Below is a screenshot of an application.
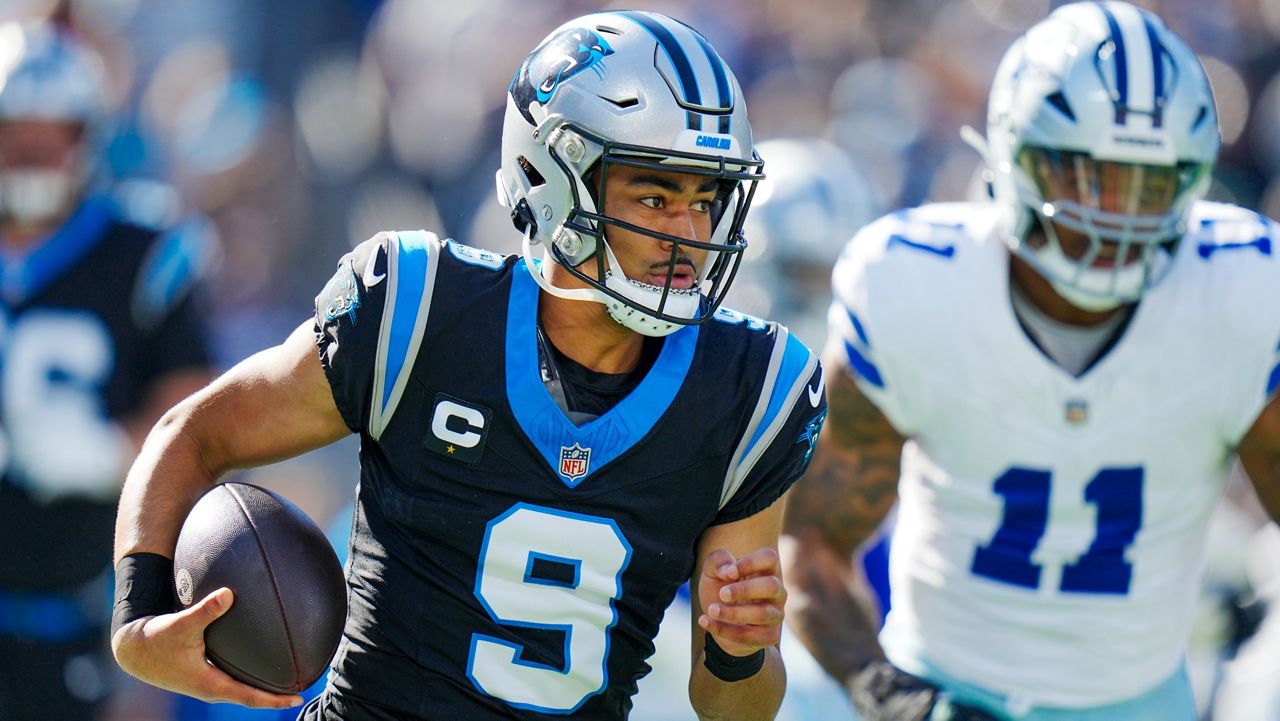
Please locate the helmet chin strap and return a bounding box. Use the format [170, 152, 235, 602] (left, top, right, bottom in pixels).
[519, 223, 695, 337]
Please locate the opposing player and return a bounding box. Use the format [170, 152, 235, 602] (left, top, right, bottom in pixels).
[783, 3, 1280, 720]
[0, 20, 212, 721]
[111, 11, 826, 721]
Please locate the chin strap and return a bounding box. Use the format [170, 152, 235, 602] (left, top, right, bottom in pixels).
[520, 223, 606, 303]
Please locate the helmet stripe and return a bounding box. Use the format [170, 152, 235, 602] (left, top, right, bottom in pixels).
[689, 31, 732, 134]
[619, 11, 703, 130]
[1096, 3, 1129, 125]
[1141, 15, 1166, 128]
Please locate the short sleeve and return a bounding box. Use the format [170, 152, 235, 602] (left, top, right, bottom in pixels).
[315, 234, 393, 434]
[826, 224, 921, 436]
[715, 346, 827, 526]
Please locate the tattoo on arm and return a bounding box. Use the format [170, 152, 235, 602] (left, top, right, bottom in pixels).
[785, 363, 904, 557]
[782, 359, 905, 683]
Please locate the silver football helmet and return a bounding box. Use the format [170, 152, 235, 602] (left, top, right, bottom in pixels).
[496, 11, 762, 337]
[979, 1, 1219, 311]
[0, 21, 107, 225]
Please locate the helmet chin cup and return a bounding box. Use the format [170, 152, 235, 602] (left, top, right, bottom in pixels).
[0, 169, 75, 226]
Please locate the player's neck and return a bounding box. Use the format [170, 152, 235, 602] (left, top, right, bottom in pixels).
[1008, 254, 1129, 327]
[537, 291, 645, 375]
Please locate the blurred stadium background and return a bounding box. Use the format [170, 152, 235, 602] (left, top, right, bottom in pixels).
[8, 0, 1280, 718]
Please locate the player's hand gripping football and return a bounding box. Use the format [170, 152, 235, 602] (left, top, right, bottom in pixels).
[696, 547, 786, 656]
[111, 588, 305, 709]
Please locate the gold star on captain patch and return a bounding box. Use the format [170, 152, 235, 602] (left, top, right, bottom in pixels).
[446, 445, 455, 454]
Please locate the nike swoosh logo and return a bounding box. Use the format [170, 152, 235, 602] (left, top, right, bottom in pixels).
[362, 253, 386, 288]
[807, 369, 825, 408]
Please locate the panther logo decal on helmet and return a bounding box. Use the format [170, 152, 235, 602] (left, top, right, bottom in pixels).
[510, 28, 615, 123]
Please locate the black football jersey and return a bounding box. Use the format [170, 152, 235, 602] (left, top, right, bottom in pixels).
[311, 231, 827, 720]
[0, 196, 210, 593]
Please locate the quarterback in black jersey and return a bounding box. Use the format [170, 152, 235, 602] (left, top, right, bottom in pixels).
[113, 11, 826, 721]
[0, 21, 211, 721]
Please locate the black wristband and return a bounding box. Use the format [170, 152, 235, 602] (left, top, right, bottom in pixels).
[702, 631, 766, 682]
[110, 552, 178, 639]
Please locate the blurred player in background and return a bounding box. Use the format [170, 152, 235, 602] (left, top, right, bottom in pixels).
[729, 137, 879, 350]
[111, 10, 825, 721]
[0, 20, 211, 721]
[783, 2, 1280, 720]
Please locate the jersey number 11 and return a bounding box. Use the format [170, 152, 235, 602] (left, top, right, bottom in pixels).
[971, 466, 1143, 595]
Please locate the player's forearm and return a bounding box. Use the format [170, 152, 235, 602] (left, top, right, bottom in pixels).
[784, 532, 886, 683]
[113, 400, 220, 562]
[688, 646, 785, 721]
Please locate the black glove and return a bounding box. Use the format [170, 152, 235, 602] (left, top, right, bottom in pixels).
[848, 661, 1002, 721]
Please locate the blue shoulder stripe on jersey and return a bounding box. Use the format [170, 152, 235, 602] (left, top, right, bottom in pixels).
[1141, 14, 1165, 127]
[619, 11, 702, 131]
[1097, 3, 1129, 124]
[380, 231, 431, 412]
[739, 332, 812, 462]
[844, 309, 884, 388]
[845, 340, 884, 389]
[689, 30, 731, 134]
[887, 233, 956, 258]
[0, 195, 115, 303]
[506, 262, 698, 487]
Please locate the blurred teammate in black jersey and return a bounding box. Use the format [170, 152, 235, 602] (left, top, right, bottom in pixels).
[0, 20, 211, 721]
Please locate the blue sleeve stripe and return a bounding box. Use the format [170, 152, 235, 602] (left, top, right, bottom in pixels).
[370, 230, 440, 439]
[845, 339, 885, 389]
[847, 308, 871, 347]
[742, 332, 812, 458]
[722, 329, 818, 508]
[1267, 362, 1280, 397]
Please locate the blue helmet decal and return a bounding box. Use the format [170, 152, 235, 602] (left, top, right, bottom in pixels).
[510, 28, 614, 123]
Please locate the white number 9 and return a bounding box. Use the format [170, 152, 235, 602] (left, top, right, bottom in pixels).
[468, 503, 632, 713]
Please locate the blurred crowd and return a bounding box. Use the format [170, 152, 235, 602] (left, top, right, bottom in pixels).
[17, 0, 1280, 355]
[6, 0, 1280, 718]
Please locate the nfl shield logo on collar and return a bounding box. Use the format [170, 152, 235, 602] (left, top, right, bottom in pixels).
[1065, 399, 1088, 424]
[559, 443, 592, 483]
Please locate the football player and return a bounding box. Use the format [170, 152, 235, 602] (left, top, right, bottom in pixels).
[782, 2, 1280, 720]
[0, 20, 212, 721]
[111, 11, 827, 721]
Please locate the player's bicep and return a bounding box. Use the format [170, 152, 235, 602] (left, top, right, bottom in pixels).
[783, 348, 903, 559]
[1238, 392, 1280, 525]
[182, 321, 351, 474]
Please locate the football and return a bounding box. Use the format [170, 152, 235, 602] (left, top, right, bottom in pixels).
[173, 482, 347, 694]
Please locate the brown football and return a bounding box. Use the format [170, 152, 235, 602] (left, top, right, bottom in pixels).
[173, 482, 346, 693]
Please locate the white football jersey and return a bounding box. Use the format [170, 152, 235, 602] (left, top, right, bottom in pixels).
[829, 200, 1280, 708]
